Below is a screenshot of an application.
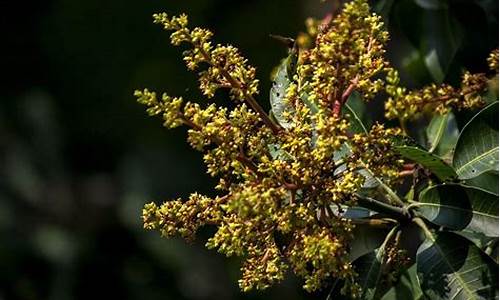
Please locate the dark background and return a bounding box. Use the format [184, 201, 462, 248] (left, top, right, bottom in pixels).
[0, 0, 497, 299]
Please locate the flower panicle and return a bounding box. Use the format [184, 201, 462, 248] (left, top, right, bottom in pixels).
[152, 12, 259, 101]
[137, 0, 440, 296]
[384, 48, 499, 121]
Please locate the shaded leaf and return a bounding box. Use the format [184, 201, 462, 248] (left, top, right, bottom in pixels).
[453, 102, 499, 179]
[417, 232, 498, 300]
[353, 227, 399, 299]
[456, 231, 498, 263]
[394, 145, 457, 180]
[349, 224, 389, 261]
[374, 0, 395, 24]
[421, 9, 461, 83]
[465, 171, 499, 195]
[343, 103, 368, 134]
[344, 91, 371, 133]
[381, 264, 423, 300]
[416, 183, 498, 237]
[300, 91, 319, 115]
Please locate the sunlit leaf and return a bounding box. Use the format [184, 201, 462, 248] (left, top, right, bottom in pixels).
[394, 145, 457, 180]
[415, 184, 498, 237]
[453, 102, 499, 179]
[426, 112, 458, 161]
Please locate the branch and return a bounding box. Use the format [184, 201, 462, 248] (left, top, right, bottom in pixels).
[333, 74, 360, 117]
[356, 194, 410, 221]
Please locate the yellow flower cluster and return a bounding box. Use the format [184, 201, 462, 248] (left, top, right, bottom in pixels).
[351, 124, 404, 185]
[488, 49, 499, 71]
[153, 13, 259, 102]
[136, 0, 489, 296]
[143, 193, 223, 241]
[134, 89, 184, 129]
[288, 226, 359, 295]
[297, 0, 388, 115]
[384, 65, 492, 121]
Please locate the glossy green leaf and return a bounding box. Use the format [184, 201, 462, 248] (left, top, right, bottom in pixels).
[456, 231, 498, 262]
[417, 232, 498, 300]
[344, 91, 371, 133]
[349, 224, 389, 261]
[352, 227, 399, 299]
[416, 184, 498, 237]
[465, 171, 499, 195]
[394, 145, 457, 180]
[338, 101, 382, 189]
[381, 264, 423, 300]
[426, 112, 459, 160]
[453, 102, 499, 179]
[342, 206, 376, 220]
[343, 103, 368, 134]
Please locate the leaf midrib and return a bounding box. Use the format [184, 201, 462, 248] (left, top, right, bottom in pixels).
[429, 115, 447, 153]
[456, 146, 499, 175]
[416, 202, 498, 223]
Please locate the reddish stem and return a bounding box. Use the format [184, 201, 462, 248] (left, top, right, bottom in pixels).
[333, 76, 359, 117]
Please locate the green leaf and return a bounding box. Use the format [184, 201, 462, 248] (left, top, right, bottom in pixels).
[465, 171, 499, 195]
[427, 114, 449, 152]
[381, 264, 423, 300]
[334, 143, 379, 190]
[270, 56, 295, 129]
[417, 232, 498, 300]
[349, 225, 389, 261]
[394, 145, 457, 180]
[416, 184, 498, 237]
[353, 227, 399, 299]
[456, 231, 498, 262]
[426, 112, 459, 160]
[344, 103, 368, 134]
[422, 10, 461, 83]
[457, 231, 496, 249]
[453, 102, 499, 179]
[396, 2, 461, 83]
[344, 91, 371, 134]
[338, 100, 382, 189]
[342, 206, 377, 220]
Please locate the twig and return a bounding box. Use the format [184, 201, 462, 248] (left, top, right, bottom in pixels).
[356, 195, 410, 221]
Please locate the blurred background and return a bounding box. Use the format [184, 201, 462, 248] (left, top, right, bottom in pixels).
[0, 0, 497, 299]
